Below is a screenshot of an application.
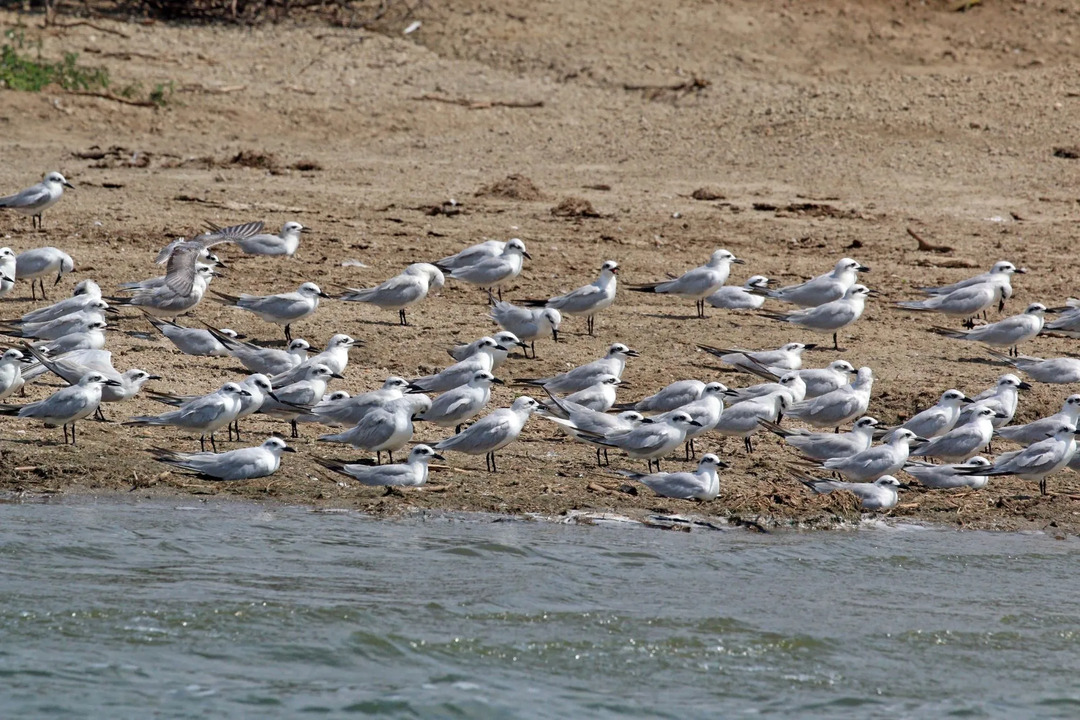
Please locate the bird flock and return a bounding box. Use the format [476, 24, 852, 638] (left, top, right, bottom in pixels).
[3, 169, 1080, 509]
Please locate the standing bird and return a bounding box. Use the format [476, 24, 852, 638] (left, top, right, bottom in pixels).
[931, 303, 1046, 356]
[258, 364, 342, 438]
[14, 247, 74, 300]
[957, 374, 1028, 430]
[213, 282, 329, 341]
[409, 337, 508, 393]
[654, 382, 726, 459]
[630, 249, 743, 318]
[761, 257, 869, 308]
[108, 263, 218, 318]
[713, 393, 786, 453]
[916, 260, 1022, 306]
[269, 334, 357, 387]
[786, 367, 874, 429]
[150, 437, 295, 481]
[889, 389, 970, 440]
[489, 300, 561, 358]
[759, 416, 879, 462]
[0, 348, 26, 400]
[146, 316, 243, 357]
[986, 351, 1080, 385]
[318, 395, 429, 464]
[418, 370, 503, 433]
[204, 220, 308, 257]
[699, 342, 813, 374]
[617, 454, 728, 501]
[819, 429, 924, 482]
[21, 346, 159, 420]
[0, 371, 120, 444]
[896, 281, 1007, 326]
[909, 406, 1000, 463]
[125, 382, 250, 452]
[211, 333, 310, 376]
[741, 359, 854, 399]
[539, 396, 645, 466]
[962, 424, 1079, 495]
[310, 376, 413, 427]
[515, 343, 639, 394]
[996, 395, 1080, 447]
[437, 238, 530, 302]
[794, 472, 905, 511]
[904, 457, 992, 490]
[315, 445, 445, 488]
[595, 411, 703, 471]
[0, 171, 73, 229]
[552, 375, 625, 413]
[762, 284, 871, 351]
[432, 396, 541, 471]
[448, 331, 527, 369]
[613, 378, 705, 414]
[525, 260, 619, 336]
[435, 239, 507, 271]
[339, 263, 445, 326]
[706, 275, 772, 310]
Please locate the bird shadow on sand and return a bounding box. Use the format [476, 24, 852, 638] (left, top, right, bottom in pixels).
[955, 356, 1008, 367]
[642, 312, 705, 321]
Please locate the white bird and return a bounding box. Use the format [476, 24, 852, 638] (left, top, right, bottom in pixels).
[207, 220, 308, 257]
[986, 351, 1080, 385]
[0, 247, 14, 299]
[897, 281, 1007, 322]
[489, 300, 561, 358]
[11, 282, 102, 325]
[996, 395, 1080, 446]
[435, 239, 506, 271]
[617, 454, 727, 501]
[706, 275, 772, 310]
[311, 377, 414, 427]
[820, 429, 924, 482]
[654, 382, 726, 459]
[967, 423, 1079, 495]
[0, 171, 73, 229]
[146, 316, 243, 357]
[0, 306, 111, 341]
[932, 303, 1046, 355]
[32, 320, 107, 355]
[613, 379, 705, 413]
[214, 281, 329, 341]
[889, 389, 970, 440]
[723, 373, 805, 407]
[410, 337, 508, 393]
[762, 284, 871, 350]
[526, 259, 619, 335]
[315, 444, 445, 488]
[795, 472, 905, 511]
[957, 374, 1028, 429]
[553, 375, 625, 413]
[153, 221, 266, 266]
[296, 390, 351, 425]
[119, 250, 222, 293]
[208, 330, 310, 376]
[318, 395, 429, 464]
[448, 331, 527, 369]
[21, 346, 158, 418]
[698, 342, 812, 374]
[151, 436, 295, 481]
[109, 264, 218, 318]
[917, 260, 1022, 301]
[153, 374, 279, 442]
[904, 457, 991, 490]
[763, 257, 869, 308]
[438, 238, 530, 301]
[0, 348, 26, 399]
[759, 416, 879, 462]
[1042, 298, 1080, 336]
[714, 393, 786, 452]
[515, 343, 639, 393]
[594, 410, 703, 471]
[269, 334, 357, 387]
[125, 382, 250, 452]
[910, 406, 1000, 462]
[339, 263, 445, 326]
[742, 359, 855, 399]
[14, 247, 75, 300]
[629, 249, 744, 318]
[432, 396, 541, 471]
[418, 370, 502, 431]
[786, 367, 874, 429]
[259, 364, 342, 437]
[540, 401, 645, 466]
[0, 371, 119, 444]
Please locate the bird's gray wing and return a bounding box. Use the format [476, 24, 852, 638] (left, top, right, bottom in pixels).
[164, 244, 202, 296]
[0, 184, 49, 209]
[437, 413, 511, 452]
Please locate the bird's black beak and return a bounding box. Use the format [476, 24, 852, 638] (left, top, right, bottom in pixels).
[994, 413, 1009, 419]
[432, 452, 446, 461]
[1018, 381, 1032, 390]
[716, 460, 730, 469]
[282, 445, 296, 453]
[522, 251, 533, 260]
[497, 344, 512, 352]
[857, 265, 870, 272]
[689, 420, 703, 427]
[104, 306, 120, 315]
[104, 379, 123, 387]
[240, 390, 252, 396]
[491, 377, 506, 385]
[268, 392, 281, 402]
[1015, 267, 1028, 274]
[960, 396, 973, 404]
[147, 374, 163, 380]
[625, 349, 641, 357]
[63, 180, 75, 189]
[406, 383, 425, 393]
[640, 418, 655, 424]
[300, 227, 311, 233]
[897, 482, 911, 489]
[552, 328, 559, 343]
[331, 372, 345, 379]
[803, 343, 818, 350]
[318, 291, 331, 298]
[732, 258, 746, 265]
[0, 274, 11, 283]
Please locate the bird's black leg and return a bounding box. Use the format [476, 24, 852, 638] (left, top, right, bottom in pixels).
[40, 279, 48, 300]
[376, 451, 382, 465]
[400, 308, 408, 326]
[455, 424, 462, 434]
[684, 441, 691, 461]
[63, 424, 69, 444]
[71, 422, 76, 444]
[387, 450, 394, 463]
[595, 447, 602, 467]
[1041, 478, 1047, 496]
[30, 279, 37, 302]
[690, 437, 697, 458]
[833, 332, 839, 351]
[603, 448, 609, 466]
[200, 435, 207, 452]
[284, 324, 292, 342]
[210, 433, 218, 452]
[234, 419, 242, 442]
[291, 420, 299, 438]
[744, 436, 753, 453]
[530, 341, 536, 359]
[94, 406, 106, 421]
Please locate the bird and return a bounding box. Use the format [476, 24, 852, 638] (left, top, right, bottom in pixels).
[713, 393, 786, 452]
[794, 472, 905, 510]
[489, 300, 561, 358]
[959, 424, 1079, 495]
[21, 345, 159, 420]
[896, 281, 1007, 326]
[31, 320, 107, 356]
[150, 436, 295, 481]
[0, 306, 112, 341]
[819, 429, 924, 482]
[314, 444, 445, 488]
[760, 257, 869, 307]
[109, 265, 218, 318]
[448, 331, 527, 369]
[435, 239, 507, 271]
[152, 221, 266, 267]
[213, 282, 329, 341]
[957, 374, 1028, 430]
[617, 454, 728, 501]
[549, 374, 625, 413]
[0, 171, 73, 229]
[910, 406, 1001, 462]
[269, 334, 356, 387]
[759, 416, 879, 462]
[432, 396, 541, 472]
[653, 382, 726, 459]
[539, 397, 645, 466]
[786, 367, 874, 429]
[151, 374, 278, 441]
[996, 395, 1080, 447]
[14, 247, 75, 300]
[0, 247, 14, 299]
[706, 275, 772, 310]
[515, 343, 639, 394]
[1042, 298, 1080, 337]
[986, 351, 1080, 385]
[916, 260, 1022, 306]
[125, 382, 250, 452]
[931, 303, 1046, 356]
[741, 359, 855, 399]
[295, 390, 351, 425]
[629, 249, 743, 318]
[698, 342, 812, 374]
[0, 348, 26, 399]
[318, 395, 430, 464]
[258, 364, 342, 437]
[310, 376, 414, 427]
[9, 280, 103, 325]
[339, 263, 445, 326]
[888, 389, 971, 440]
[206, 329, 310, 376]
[437, 238, 530, 302]
[146, 316, 243, 357]
[723, 373, 805, 408]
[0, 371, 120, 444]
[904, 457, 992, 490]
[409, 337, 508, 393]
[204, 220, 308, 256]
[762, 284, 871, 351]
[613, 379, 705, 414]
[418, 370, 503, 432]
[593, 410, 703, 472]
[524, 259, 619, 336]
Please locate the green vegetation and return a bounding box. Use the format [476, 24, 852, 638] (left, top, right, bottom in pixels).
[0, 29, 111, 92]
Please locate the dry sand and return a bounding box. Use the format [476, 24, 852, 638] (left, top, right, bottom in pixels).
[2, 1, 1080, 533]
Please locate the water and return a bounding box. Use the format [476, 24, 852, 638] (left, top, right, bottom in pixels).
[2, 497, 1079, 718]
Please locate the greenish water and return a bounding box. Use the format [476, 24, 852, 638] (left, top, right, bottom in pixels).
[1, 496, 1079, 718]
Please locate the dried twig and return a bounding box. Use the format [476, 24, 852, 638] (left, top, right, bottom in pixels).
[907, 227, 954, 253]
[65, 90, 158, 107]
[46, 20, 131, 38]
[412, 94, 543, 109]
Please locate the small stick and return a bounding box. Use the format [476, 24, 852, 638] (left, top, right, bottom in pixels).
[65, 90, 158, 108]
[907, 227, 954, 253]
